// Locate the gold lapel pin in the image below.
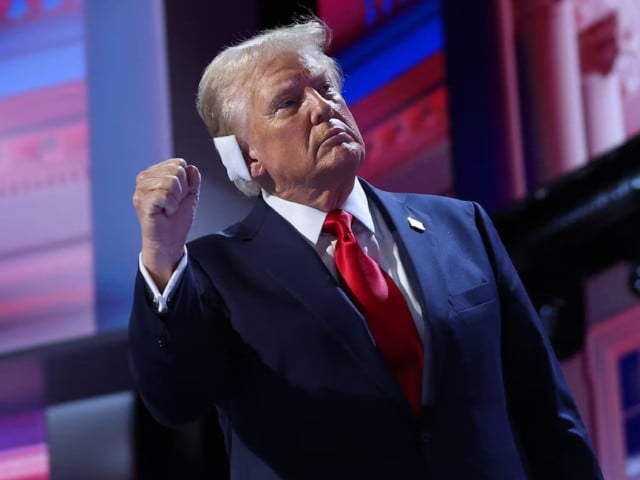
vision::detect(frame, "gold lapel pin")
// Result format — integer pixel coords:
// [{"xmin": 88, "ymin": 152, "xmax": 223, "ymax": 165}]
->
[{"xmin": 407, "ymin": 216, "xmax": 426, "ymax": 233}]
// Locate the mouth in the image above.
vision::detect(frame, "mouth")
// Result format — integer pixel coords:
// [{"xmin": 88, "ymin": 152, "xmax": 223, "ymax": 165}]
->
[
  {"xmin": 319, "ymin": 127, "xmax": 352, "ymax": 148},
  {"xmin": 313, "ymin": 118, "xmax": 361, "ymax": 158}
]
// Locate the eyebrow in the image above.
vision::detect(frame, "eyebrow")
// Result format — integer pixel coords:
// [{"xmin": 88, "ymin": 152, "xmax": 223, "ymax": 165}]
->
[
  {"xmin": 267, "ymin": 71, "xmax": 332, "ymax": 111},
  {"xmin": 267, "ymin": 81, "xmax": 298, "ymax": 111},
  {"xmin": 268, "ymin": 72, "xmax": 306, "ymax": 106},
  {"xmin": 274, "ymin": 79, "xmax": 300, "ymax": 98}
]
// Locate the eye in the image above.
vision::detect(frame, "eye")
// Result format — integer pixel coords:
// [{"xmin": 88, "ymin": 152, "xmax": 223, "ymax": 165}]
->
[
  {"xmin": 277, "ymin": 99, "xmax": 294, "ymax": 110},
  {"xmin": 319, "ymin": 82, "xmax": 335, "ymax": 97},
  {"xmin": 275, "ymin": 96, "xmax": 300, "ymax": 112}
]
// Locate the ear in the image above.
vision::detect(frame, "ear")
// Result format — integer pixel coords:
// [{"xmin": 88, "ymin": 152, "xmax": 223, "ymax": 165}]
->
[
  {"xmin": 237, "ymin": 134, "xmax": 264, "ymax": 179},
  {"xmin": 245, "ymin": 150, "xmax": 265, "ymax": 179}
]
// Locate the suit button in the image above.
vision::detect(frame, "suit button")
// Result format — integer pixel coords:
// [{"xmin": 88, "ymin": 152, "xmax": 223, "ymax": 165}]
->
[
  {"xmin": 420, "ymin": 431, "xmax": 431, "ymax": 443},
  {"xmin": 157, "ymin": 338, "xmax": 167, "ymax": 351}
]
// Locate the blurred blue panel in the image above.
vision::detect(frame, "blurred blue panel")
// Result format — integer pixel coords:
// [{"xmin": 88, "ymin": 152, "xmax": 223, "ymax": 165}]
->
[
  {"xmin": 48, "ymin": 392, "xmax": 134, "ymax": 479},
  {"xmin": 44, "ymin": 0, "xmax": 64, "ymax": 11},
  {"xmin": 0, "ymin": 43, "xmax": 85, "ymax": 98},
  {"xmin": 0, "ymin": 409, "xmax": 47, "ymax": 450},
  {"xmin": 0, "ymin": 13, "xmax": 83, "ymax": 57},
  {"xmin": 626, "ymin": 414, "xmax": 640, "ymax": 456},
  {"xmin": 336, "ymin": 0, "xmax": 440, "ymax": 70},
  {"xmin": 8, "ymin": 0, "xmax": 28, "ymax": 20},
  {"xmin": 620, "ymin": 351, "xmax": 640, "ymax": 411},
  {"xmin": 86, "ymin": 0, "xmax": 172, "ymax": 331},
  {"xmin": 336, "ymin": 0, "xmax": 442, "ymax": 104},
  {"xmin": 620, "ymin": 350, "xmax": 640, "ymax": 456}
]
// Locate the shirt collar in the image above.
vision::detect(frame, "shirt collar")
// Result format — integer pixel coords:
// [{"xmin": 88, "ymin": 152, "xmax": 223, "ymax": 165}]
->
[{"xmin": 262, "ymin": 178, "xmax": 375, "ymax": 246}]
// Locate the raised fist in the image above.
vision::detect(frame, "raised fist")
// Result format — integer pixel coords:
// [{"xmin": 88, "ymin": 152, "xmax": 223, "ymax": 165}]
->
[{"xmin": 132, "ymin": 158, "xmax": 201, "ymax": 288}]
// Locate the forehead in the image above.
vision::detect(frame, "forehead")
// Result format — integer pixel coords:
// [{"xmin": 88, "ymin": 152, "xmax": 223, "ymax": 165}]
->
[{"xmin": 251, "ymin": 51, "xmax": 328, "ymax": 93}]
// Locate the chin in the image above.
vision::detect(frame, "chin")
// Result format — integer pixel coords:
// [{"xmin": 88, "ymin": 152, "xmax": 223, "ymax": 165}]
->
[
  {"xmin": 334, "ymin": 142, "xmax": 365, "ymax": 166},
  {"xmin": 315, "ymin": 142, "xmax": 363, "ymax": 176}
]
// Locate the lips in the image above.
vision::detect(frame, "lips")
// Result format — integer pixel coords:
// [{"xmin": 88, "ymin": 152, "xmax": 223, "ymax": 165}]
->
[
  {"xmin": 320, "ymin": 127, "xmax": 351, "ymax": 147},
  {"xmin": 317, "ymin": 131, "xmax": 350, "ymax": 154},
  {"xmin": 324, "ymin": 126, "xmax": 346, "ymax": 140},
  {"xmin": 314, "ymin": 119, "xmax": 359, "ymax": 156}
]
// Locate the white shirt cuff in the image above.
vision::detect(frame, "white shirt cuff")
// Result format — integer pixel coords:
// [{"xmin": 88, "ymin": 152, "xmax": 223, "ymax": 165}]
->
[{"xmin": 138, "ymin": 246, "xmax": 188, "ymax": 313}]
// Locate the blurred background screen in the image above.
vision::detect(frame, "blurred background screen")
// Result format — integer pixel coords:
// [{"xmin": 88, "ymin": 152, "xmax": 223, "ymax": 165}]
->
[{"xmin": 0, "ymin": 0, "xmax": 94, "ymax": 356}]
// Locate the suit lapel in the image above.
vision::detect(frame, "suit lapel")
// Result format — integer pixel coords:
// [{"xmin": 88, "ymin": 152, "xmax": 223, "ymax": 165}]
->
[
  {"xmin": 240, "ymin": 200, "xmax": 413, "ymax": 418},
  {"xmin": 362, "ymin": 182, "xmax": 450, "ymax": 404}
]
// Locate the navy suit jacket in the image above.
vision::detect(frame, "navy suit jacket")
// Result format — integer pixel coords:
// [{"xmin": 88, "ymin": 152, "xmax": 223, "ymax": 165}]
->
[{"xmin": 129, "ymin": 182, "xmax": 603, "ymax": 479}]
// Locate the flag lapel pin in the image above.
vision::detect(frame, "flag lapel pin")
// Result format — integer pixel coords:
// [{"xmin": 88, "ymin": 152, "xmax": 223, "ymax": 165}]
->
[{"xmin": 407, "ymin": 216, "xmax": 426, "ymax": 233}]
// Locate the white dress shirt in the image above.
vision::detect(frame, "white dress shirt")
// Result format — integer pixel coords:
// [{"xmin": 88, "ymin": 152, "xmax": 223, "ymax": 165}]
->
[{"xmin": 261, "ymin": 179, "xmax": 426, "ymax": 345}]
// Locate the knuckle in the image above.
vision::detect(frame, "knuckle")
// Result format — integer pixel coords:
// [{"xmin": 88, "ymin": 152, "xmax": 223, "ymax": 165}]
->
[
  {"xmin": 170, "ymin": 165, "xmax": 186, "ymax": 180},
  {"xmin": 167, "ymin": 157, "xmax": 186, "ymax": 168},
  {"xmin": 169, "ymin": 175, "xmax": 182, "ymax": 190}
]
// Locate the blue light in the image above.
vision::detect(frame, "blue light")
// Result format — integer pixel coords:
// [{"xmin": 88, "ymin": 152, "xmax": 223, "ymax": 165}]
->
[
  {"xmin": 44, "ymin": 0, "xmax": 64, "ymax": 11},
  {"xmin": 0, "ymin": 44, "xmax": 85, "ymax": 98},
  {"xmin": 8, "ymin": 0, "xmax": 28, "ymax": 20},
  {"xmin": 335, "ymin": 0, "xmax": 443, "ymax": 105}
]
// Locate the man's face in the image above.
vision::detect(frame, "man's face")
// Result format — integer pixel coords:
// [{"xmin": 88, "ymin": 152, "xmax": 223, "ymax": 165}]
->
[{"xmin": 244, "ymin": 50, "xmax": 365, "ymax": 206}]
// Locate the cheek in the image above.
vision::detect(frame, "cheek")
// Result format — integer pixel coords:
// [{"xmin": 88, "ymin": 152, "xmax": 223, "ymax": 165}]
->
[
  {"xmin": 337, "ymin": 105, "xmax": 361, "ymax": 133},
  {"xmin": 346, "ymin": 116, "xmax": 365, "ymax": 144}
]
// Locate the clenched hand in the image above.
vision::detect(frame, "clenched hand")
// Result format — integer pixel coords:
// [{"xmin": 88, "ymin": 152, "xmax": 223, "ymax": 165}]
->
[{"xmin": 133, "ymin": 158, "xmax": 201, "ymax": 290}]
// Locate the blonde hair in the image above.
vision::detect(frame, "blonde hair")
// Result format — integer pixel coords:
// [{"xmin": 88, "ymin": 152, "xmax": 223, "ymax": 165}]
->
[{"xmin": 196, "ymin": 18, "xmax": 343, "ymax": 196}]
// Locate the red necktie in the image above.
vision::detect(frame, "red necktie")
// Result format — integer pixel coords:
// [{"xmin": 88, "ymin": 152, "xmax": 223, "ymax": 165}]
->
[{"xmin": 323, "ymin": 210, "xmax": 423, "ymax": 415}]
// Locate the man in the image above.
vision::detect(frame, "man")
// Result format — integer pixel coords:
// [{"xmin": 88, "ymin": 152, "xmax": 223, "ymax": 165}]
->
[{"xmin": 129, "ymin": 19, "xmax": 603, "ymax": 479}]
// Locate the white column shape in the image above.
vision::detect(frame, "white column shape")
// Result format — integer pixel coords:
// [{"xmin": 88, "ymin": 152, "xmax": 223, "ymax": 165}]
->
[{"xmin": 516, "ymin": 0, "xmax": 588, "ymax": 187}]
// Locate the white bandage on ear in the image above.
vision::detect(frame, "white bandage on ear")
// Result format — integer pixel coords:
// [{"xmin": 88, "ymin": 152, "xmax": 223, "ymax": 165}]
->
[{"xmin": 213, "ymin": 135, "xmax": 251, "ymax": 182}]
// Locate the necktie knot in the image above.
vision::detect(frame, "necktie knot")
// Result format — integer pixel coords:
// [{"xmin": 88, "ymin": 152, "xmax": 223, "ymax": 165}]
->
[{"xmin": 322, "ymin": 210, "xmax": 353, "ymax": 241}]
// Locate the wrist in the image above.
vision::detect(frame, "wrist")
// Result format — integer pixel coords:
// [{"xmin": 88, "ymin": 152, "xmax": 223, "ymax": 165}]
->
[{"xmin": 140, "ymin": 242, "xmax": 185, "ymax": 289}]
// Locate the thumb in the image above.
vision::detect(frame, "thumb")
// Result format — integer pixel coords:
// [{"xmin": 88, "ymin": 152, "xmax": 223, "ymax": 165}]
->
[{"xmin": 186, "ymin": 164, "xmax": 201, "ymax": 196}]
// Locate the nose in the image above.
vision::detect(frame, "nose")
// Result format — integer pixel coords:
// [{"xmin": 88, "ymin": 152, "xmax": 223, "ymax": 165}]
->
[{"xmin": 307, "ymin": 88, "xmax": 333, "ymax": 124}]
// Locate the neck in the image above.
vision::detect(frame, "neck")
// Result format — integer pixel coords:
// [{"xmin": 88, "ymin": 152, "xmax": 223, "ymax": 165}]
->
[
  {"xmin": 269, "ymin": 177, "xmax": 356, "ymax": 212},
  {"xmin": 307, "ymin": 188, "xmax": 352, "ymax": 212}
]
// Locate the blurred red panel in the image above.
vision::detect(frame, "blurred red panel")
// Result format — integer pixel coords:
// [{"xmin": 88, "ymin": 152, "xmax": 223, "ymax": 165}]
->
[
  {"xmin": 0, "ymin": 284, "xmax": 93, "ymax": 320},
  {"xmin": 0, "ymin": 443, "xmax": 49, "ymax": 480},
  {"xmin": 319, "ymin": 0, "xmax": 421, "ymax": 52},
  {"xmin": 0, "ymin": 81, "xmax": 86, "ymax": 134},
  {"xmin": 350, "ymin": 52, "xmax": 445, "ymax": 131},
  {"xmin": 0, "ymin": 240, "xmax": 95, "ymax": 352},
  {"xmin": 360, "ymin": 86, "xmax": 449, "ymax": 181},
  {"xmin": 318, "ymin": 0, "xmax": 366, "ymax": 51},
  {"xmin": 0, "ymin": 120, "xmax": 89, "ymax": 194}
]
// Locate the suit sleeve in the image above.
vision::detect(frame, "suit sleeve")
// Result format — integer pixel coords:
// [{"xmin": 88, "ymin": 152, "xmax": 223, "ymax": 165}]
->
[
  {"xmin": 128, "ymin": 256, "xmax": 235, "ymax": 427},
  {"xmin": 473, "ymin": 203, "xmax": 603, "ymax": 479}
]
